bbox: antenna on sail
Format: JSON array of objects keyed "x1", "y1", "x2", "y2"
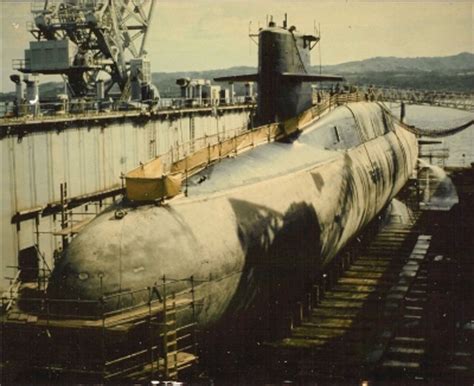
[
  {"x1": 318, "y1": 22, "x2": 322, "y2": 74},
  {"x1": 249, "y1": 20, "x2": 258, "y2": 46}
]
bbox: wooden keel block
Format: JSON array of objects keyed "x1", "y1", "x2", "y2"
[
  {"x1": 304, "y1": 293, "x2": 312, "y2": 316},
  {"x1": 312, "y1": 285, "x2": 320, "y2": 307},
  {"x1": 320, "y1": 276, "x2": 327, "y2": 297},
  {"x1": 293, "y1": 302, "x2": 304, "y2": 327},
  {"x1": 276, "y1": 315, "x2": 293, "y2": 339}
]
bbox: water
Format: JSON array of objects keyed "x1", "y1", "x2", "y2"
[
  {"x1": 0, "y1": 102, "x2": 9, "y2": 118},
  {"x1": 388, "y1": 103, "x2": 474, "y2": 167},
  {"x1": 418, "y1": 158, "x2": 459, "y2": 211}
]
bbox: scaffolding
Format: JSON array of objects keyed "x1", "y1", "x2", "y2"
[{"x1": 1, "y1": 275, "x2": 198, "y2": 383}]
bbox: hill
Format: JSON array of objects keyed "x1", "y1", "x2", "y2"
[
  {"x1": 155, "y1": 52, "x2": 474, "y2": 96},
  {"x1": 152, "y1": 67, "x2": 256, "y2": 98},
  {"x1": 1, "y1": 53, "x2": 473, "y2": 101},
  {"x1": 319, "y1": 52, "x2": 474, "y2": 74}
]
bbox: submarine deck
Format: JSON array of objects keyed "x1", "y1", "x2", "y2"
[{"x1": 185, "y1": 102, "x2": 392, "y2": 197}]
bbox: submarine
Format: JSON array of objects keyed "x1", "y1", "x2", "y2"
[{"x1": 43, "y1": 17, "x2": 418, "y2": 329}]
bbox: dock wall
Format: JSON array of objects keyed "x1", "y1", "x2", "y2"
[{"x1": 0, "y1": 106, "x2": 251, "y2": 290}]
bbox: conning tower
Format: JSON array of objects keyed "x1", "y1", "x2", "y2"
[{"x1": 215, "y1": 16, "x2": 343, "y2": 125}]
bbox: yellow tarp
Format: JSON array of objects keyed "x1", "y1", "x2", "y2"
[
  {"x1": 236, "y1": 132, "x2": 253, "y2": 152},
  {"x1": 125, "y1": 157, "x2": 182, "y2": 201},
  {"x1": 209, "y1": 143, "x2": 220, "y2": 163},
  {"x1": 124, "y1": 100, "x2": 342, "y2": 202},
  {"x1": 252, "y1": 124, "x2": 270, "y2": 144},
  {"x1": 126, "y1": 157, "x2": 163, "y2": 178},
  {"x1": 281, "y1": 108, "x2": 314, "y2": 136},
  {"x1": 164, "y1": 173, "x2": 183, "y2": 197},
  {"x1": 171, "y1": 146, "x2": 209, "y2": 174},
  {"x1": 126, "y1": 173, "x2": 182, "y2": 201},
  {"x1": 220, "y1": 139, "x2": 235, "y2": 158}
]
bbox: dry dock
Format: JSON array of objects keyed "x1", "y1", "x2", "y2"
[
  {"x1": 251, "y1": 165, "x2": 474, "y2": 384},
  {"x1": 2, "y1": 101, "x2": 473, "y2": 384},
  {"x1": 192, "y1": 165, "x2": 473, "y2": 384}
]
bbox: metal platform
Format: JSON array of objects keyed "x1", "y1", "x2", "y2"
[{"x1": 1, "y1": 277, "x2": 199, "y2": 383}]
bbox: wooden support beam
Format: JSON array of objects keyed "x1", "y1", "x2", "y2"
[
  {"x1": 304, "y1": 293, "x2": 312, "y2": 316},
  {"x1": 293, "y1": 302, "x2": 303, "y2": 327},
  {"x1": 11, "y1": 186, "x2": 124, "y2": 225},
  {"x1": 312, "y1": 285, "x2": 320, "y2": 307}
]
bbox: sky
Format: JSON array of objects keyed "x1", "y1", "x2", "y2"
[{"x1": 0, "y1": 0, "x2": 473, "y2": 92}]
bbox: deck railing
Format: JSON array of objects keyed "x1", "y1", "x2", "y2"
[
  {"x1": 0, "y1": 97, "x2": 253, "y2": 122},
  {"x1": 1, "y1": 86, "x2": 472, "y2": 123},
  {"x1": 1, "y1": 274, "x2": 199, "y2": 381}
]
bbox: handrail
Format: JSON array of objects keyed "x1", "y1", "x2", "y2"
[
  {"x1": 1, "y1": 86, "x2": 472, "y2": 122},
  {"x1": 0, "y1": 98, "x2": 253, "y2": 123},
  {"x1": 1, "y1": 269, "x2": 22, "y2": 312},
  {"x1": 35, "y1": 244, "x2": 52, "y2": 273},
  {"x1": 1, "y1": 274, "x2": 199, "y2": 319}
]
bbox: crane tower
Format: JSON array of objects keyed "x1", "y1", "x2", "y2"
[{"x1": 14, "y1": 0, "x2": 157, "y2": 100}]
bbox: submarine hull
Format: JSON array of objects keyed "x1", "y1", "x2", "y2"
[{"x1": 46, "y1": 103, "x2": 418, "y2": 327}]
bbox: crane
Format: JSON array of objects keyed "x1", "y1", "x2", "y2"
[{"x1": 18, "y1": 0, "x2": 157, "y2": 100}]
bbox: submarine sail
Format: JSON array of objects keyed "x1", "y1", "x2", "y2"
[{"x1": 215, "y1": 18, "x2": 343, "y2": 125}]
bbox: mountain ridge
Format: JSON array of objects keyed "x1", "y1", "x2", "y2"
[
  {"x1": 153, "y1": 52, "x2": 474, "y2": 76},
  {"x1": 1, "y1": 52, "x2": 473, "y2": 100},
  {"x1": 320, "y1": 52, "x2": 474, "y2": 73},
  {"x1": 153, "y1": 52, "x2": 474, "y2": 97}
]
